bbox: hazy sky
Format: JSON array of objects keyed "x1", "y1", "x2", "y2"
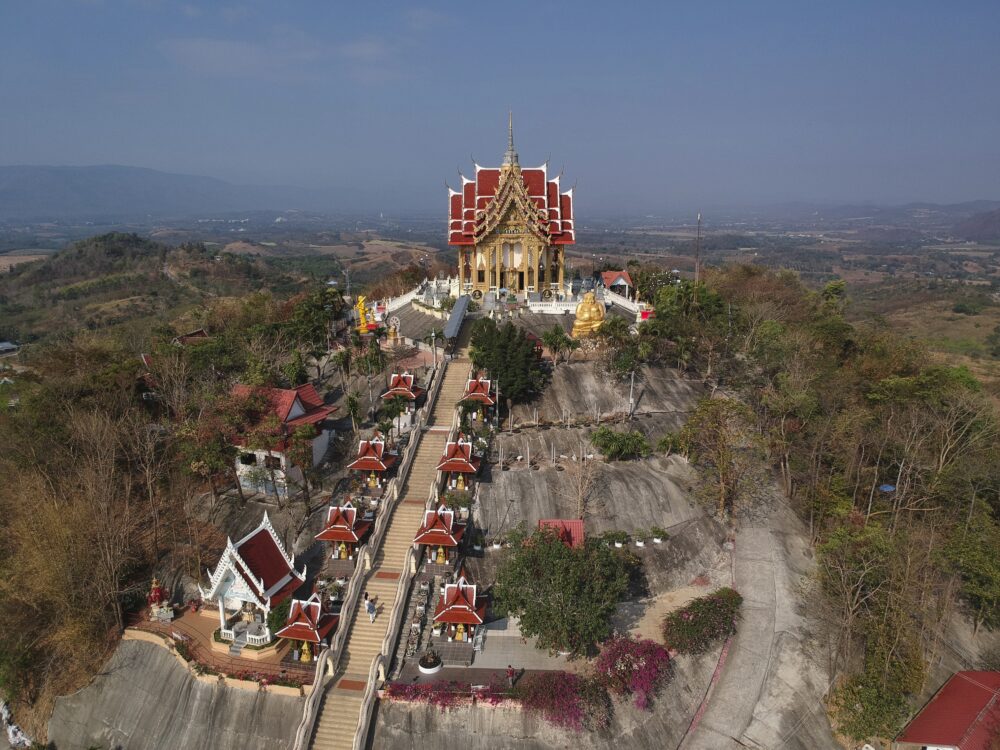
[{"x1": 3, "y1": 1, "x2": 1000, "y2": 215}]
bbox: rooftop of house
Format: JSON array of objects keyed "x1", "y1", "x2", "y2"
[
  {"x1": 538, "y1": 519, "x2": 585, "y2": 549},
  {"x1": 896, "y1": 671, "x2": 1000, "y2": 749}
]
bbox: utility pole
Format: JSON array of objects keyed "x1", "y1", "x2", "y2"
[
  {"x1": 628, "y1": 369, "x2": 636, "y2": 420},
  {"x1": 694, "y1": 212, "x2": 702, "y2": 285}
]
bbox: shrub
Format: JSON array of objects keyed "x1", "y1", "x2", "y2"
[
  {"x1": 591, "y1": 426, "x2": 650, "y2": 460},
  {"x1": 384, "y1": 679, "x2": 470, "y2": 710},
  {"x1": 662, "y1": 587, "x2": 742, "y2": 654},
  {"x1": 649, "y1": 526, "x2": 669, "y2": 540},
  {"x1": 515, "y1": 671, "x2": 610, "y2": 732},
  {"x1": 832, "y1": 673, "x2": 910, "y2": 741},
  {"x1": 594, "y1": 635, "x2": 671, "y2": 710}
]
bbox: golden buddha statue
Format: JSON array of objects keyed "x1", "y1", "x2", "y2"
[
  {"x1": 355, "y1": 295, "x2": 369, "y2": 334},
  {"x1": 300, "y1": 640, "x2": 312, "y2": 663},
  {"x1": 571, "y1": 291, "x2": 606, "y2": 338}
]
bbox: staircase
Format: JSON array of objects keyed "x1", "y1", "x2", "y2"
[{"x1": 309, "y1": 361, "x2": 468, "y2": 749}]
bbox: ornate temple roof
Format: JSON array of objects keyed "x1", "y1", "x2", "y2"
[
  {"x1": 345, "y1": 432, "x2": 397, "y2": 473},
  {"x1": 413, "y1": 504, "x2": 466, "y2": 547},
  {"x1": 275, "y1": 593, "x2": 339, "y2": 643},
  {"x1": 199, "y1": 512, "x2": 306, "y2": 610},
  {"x1": 436, "y1": 434, "x2": 480, "y2": 474},
  {"x1": 230, "y1": 383, "x2": 335, "y2": 451},
  {"x1": 315, "y1": 501, "x2": 372, "y2": 543},
  {"x1": 448, "y1": 117, "x2": 575, "y2": 247},
  {"x1": 433, "y1": 576, "x2": 486, "y2": 625},
  {"x1": 462, "y1": 373, "x2": 495, "y2": 405},
  {"x1": 381, "y1": 372, "x2": 424, "y2": 402}
]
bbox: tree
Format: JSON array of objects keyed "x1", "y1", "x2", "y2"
[
  {"x1": 469, "y1": 319, "x2": 547, "y2": 404},
  {"x1": 943, "y1": 509, "x2": 1000, "y2": 633},
  {"x1": 680, "y1": 398, "x2": 763, "y2": 518},
  {"x1": 541, "y1": 325, "x2": 578, "y2": 366},
  {"x1": 493, "y1": 528, "x2": 633, "y2": 655},
  {"x1": 346, "y1": 391, "x2": 362, "y2": 433},
  {"x1": 590, "y1": 426, "x2": 651, "y2": 460}
]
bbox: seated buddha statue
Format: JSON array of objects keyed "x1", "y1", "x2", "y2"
[{"x1": 571, "y1": 291, "x2": 606, "y2": 338}]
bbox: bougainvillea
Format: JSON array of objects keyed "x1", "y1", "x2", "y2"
[
  {"x1": 514, "y1": 671, "x2": 611, "y2": 732},
  {"x1": 594, "y1": 634, "x2": 671, "y2": 710},
  {"x1": 662, "y1": 587, "x2": 743, "y2": 654},
  {"x1": 384, "y1": 680, "x2": 470, "y2": 710}
]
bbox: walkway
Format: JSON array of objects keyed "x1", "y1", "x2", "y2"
[{"x1": 309, "y1": 357, "x2": 471, "y2": 749}]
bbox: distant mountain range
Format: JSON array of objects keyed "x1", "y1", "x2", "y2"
[
  {"x1": 0, "y1": 165, "x2": 362, "y2": 221},
  {"x1": 954, "y1": 207, "x2": 1000, "y2": 242}
]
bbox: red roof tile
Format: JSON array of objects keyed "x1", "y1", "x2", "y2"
[
  {"x1": 381, "y1": 372, "x2": 425, "y2": 401},
  {"x1": 538, "y1": 519, "x2": 585, "y2": 549},
  {"x1": 237, "y1": 528, "x2": 297, "y2": 593},
  {"x1": 437, "y1": 435, "x2": 480, "y2": 474},
  {"x1": 414, "y1": 505, "x2": 466, "y2": 547},
  {"x1": 601, "y1": 271, "x2": 633, "y2": 289},
  {"x1": 315, "y1": 502, "x2": 372, "y2": 543},
  {"x1": 896, "y1": 671, "x2": 1000, "y2": 749},
  {"x1": 433, "y1": 577, "x2": 486, "y2": 625},
  {"x1": 462, "y1": 375, "x2": 495, "y2": 405},
  {"x1": 275, "y1": 594, "x2": 339, "y2": 643},
  {"x1": 346, "y1": 434, "x2": 397, "y2": 472}
]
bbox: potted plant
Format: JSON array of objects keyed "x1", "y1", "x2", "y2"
[
  {"x1": 604, "y1": 530, "x2": 628, "y2": 548},
  {"x1": 473, "y1": 531, "x2": 485, "y2": 552},
  {"x1": 650, "y1": 526, "x2": 668, "y2": 544},
  {"x1": 634, "y1": 530, "x2": 650, "y2": 548},
  {"x1": 418, "y1": 648, "x2": 443, "y2": 675}
]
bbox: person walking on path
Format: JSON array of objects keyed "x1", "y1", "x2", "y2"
[
  {"x1": 506, "y1": 665, "x2": 516, "y2": 688},
  {"x1": 366, "y1": 598, "x2": 377, "y2": 624}
]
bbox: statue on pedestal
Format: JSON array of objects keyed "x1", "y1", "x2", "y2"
[{"x1": 571, "y1": 291, "x2": 606, "y2": 338}]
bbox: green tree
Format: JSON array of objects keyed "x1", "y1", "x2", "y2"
[
  {"x1": 493, "y1": 528, "x2": 633, "y2": 655},
  {"x1": 469, "y1": 319, "x2": 547, "y2": 404}
]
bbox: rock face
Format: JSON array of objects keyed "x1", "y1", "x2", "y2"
[
  {"x1": 372, "y1": 647, "x2": 721, "y2": 750},
  {"x1": 47, "y1": 640, "x2": 303, "y2": 750}
]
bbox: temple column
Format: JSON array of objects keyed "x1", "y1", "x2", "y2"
[
  {"x1": 557, "y1": 248, "x2": 564, "y2": 296},
  {"x1": 458, "y1": 249, "x2": 464, "y2": 288},
  {"x1": 218, "y1": 596, "x2": 226, "y2": 633},
  {"x1": 495, "y1": 244, "x2": 501, "y2": 294}
]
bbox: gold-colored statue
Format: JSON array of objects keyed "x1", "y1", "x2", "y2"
[
  {"x1": 300, "y1": 640, "x2": 312, "y2": 663},
  {"x1": 436, "y1": 545, "x2": 446, "y2": 564},
  {"x1": 571, "y1": 291, "x2": 606, "y2": 338},
  {"x1": 355, "y1": 295, "x2": 369, "y2": 334},
  {"x1": 338, "y1": 541, "x2": 348, "y2": 560},
  {"x1": 456, "y1": 473, "x2": 466, "y2": 491},
  {"x1": 455, "y1": 623, "x2": 466, "y2": 641}
]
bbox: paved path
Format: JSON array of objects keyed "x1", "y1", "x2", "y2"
[{"x1": 682, "y1": 502, "x2": 839, "y2": 750}]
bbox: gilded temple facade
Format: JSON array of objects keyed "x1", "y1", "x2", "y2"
[{"x1": 448, "y1": 117, "x2": 575, "y2": 301}]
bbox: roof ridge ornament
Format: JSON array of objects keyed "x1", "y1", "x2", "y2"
[{"x1": 502, "y1": 110, "x2": 518, "y2": 167}]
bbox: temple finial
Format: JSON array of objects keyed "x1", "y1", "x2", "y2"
[{"x1": 503, "y1": 110, "x2": 518, "y2": 166}]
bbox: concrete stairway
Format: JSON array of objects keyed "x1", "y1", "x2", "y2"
[{"x1": 309, "y1": 363, "x2": 462, "y2": 749}]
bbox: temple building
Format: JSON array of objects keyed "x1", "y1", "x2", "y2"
[
  {"x1": 436, "y1": 434, "x2": 481, "y2": 492},
  {"x1": 380, "y1": 371, "x2": 424, "y2": 434},
  {"x1": 448, "y1": 115, "x2": 575, "y2": 301},
  {"x1": 231, "y1": 383, "x2": 336, "y2": 497},
  {"x1": 413, "y1": 504, "x2": 466, "y2": 564},
  {"x1": 275, "y1": 593, "x2": 339, "y2": 659},
  {"x1": 433, "y1": 575, "x2": 486, "y2": 644},
  {"x1": 199, "y1": 512, "x2": 306, "y2": 649},
  {"x1": 345, "y1": 431, "x2": 397, "y2": 494},
  {"x1": 315, "y1": 500, "x2": 373, "y2": 561}
]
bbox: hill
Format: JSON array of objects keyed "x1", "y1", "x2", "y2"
[{"x1": 955, "y1": 207, "x2": 1000, "y2": 242}]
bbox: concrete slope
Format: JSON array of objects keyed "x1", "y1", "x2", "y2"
[{"x1": 48, "y1": 639, "x2": 302, "y2": 750}]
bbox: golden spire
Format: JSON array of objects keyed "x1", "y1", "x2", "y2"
[{"x1": 503, "y1": 110, "x2": 518, "y2": 167}]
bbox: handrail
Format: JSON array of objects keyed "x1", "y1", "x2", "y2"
[
  {"x1": 353, "y1": 546, "x2": 416, "y2": 750},
  {"x1": 352, "y1": 653, "x2": 385, "y2": 750},
  {"x1": 292, "y1": 646, "x2": 332, "y2": 749}
]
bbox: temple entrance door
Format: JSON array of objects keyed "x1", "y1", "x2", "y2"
[{"x1": 518, "y1": 271, "x2": 524, "y2": 291}]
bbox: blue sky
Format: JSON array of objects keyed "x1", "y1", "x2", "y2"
[{"x1": 2, "y1": 1, "x2": 1000, "y2": 214}]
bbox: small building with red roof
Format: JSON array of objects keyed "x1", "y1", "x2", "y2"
[
  {"x1": 461, "y1": 373, "x2": 495, "y2": 423},
  {"x1": 599, "y1": 270, "x2": 634, "y2": 300},
  {"x1": 413, "y1": 505, "x2": 466, "y2": 564},
  {"x1": 381, "y1": 371, "x2": 425, "y2": 434},
  {"x1": 437, "y1": 434, "x2": 481, "y2": 491},
  {"x1": 894, "y1": 670, "x2": 1000, "y2": 750},
  {"x1": 275, "y1": 593, "x2": 339, "y2": 648},
  {"x1": 433, "y1": 576, "x2": 486, "y2": 643},
  {"x1": 231, "y1": 383, "x2": 336, "y2": 498},
  {"x1": 345, "y1": 431, "x2": 397, "y2": 492},
  {"x1": 199, "y1": 512, "x2": 306, "y2": 648},
  {"x1": 315, "y1": 500, "x2": 373, "y2": 561},
  {"x1": 538, "y1": 519, "x2": 585, "y2": 549}
]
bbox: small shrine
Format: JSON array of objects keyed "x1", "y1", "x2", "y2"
[
  {"x1": 345, "y1": 431, "x2": 397, "y2": 494},
  {"x1": 381, "y1": 372, "x2": 425, "y2": 433},
  {"x1": 315, "y1": 500, "x2": 373, "y2": 561},
  {"x1": 571, "y1": 291, "x2": 606, "y2": 338},
  {"x1": 198, "y1": 512, "x2": 306, "y2": 647},
  {"x1": 146, "y1": 577, "x2": 173, "y2": 622},
  {"x1": 461, "y1": 373, "x2": 495, "y2": 422},
  {"x1": 413, "y1": 505, "x2": 466, "y2": 565},
  {"x1": 274, "y1": 593, "x2": 339, "y2": 659},
  {"x1": 433, "y1": 575, "x2": 486, "y2": 643},
  {"x1": 436, "y1": 434, "x2": 481, "y2": 492}
]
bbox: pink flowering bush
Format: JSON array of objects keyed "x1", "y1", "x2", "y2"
[
  {"x1": 514, "y1": 671, "x2": 611, "y2": 732},
  {"x1": 384, "y1": 680, "x2": 470, "y2": 709},
  {"x1": 662, "y1": 587, "x2": 743, "y2": 654},
  {"x1": 594, "y1": 635, "x2": 671, "y2": 710}
]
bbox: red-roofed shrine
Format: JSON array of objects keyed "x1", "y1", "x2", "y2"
[
  {"x1": 346, "y1": 432, "x2": 397, "y2": 492},
  {"x1": 436, "y1": 434, "x2": 481, "y2": 492},
  {"x1": 433, "y1": 576, "x2": 486, "y2": 644},
  {"x1": 315, "y1": 500, "x2": 373, "y2": 561},
  {"x1": 449, "y1": 115, "x2": 574, "y2": 301},
  {"x1": 275, "y1": 593, "x2": 339, "y2": 649},
  {"x1": 413, "y1": 505, "x2": 466, "y2": 564}
]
